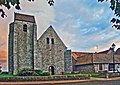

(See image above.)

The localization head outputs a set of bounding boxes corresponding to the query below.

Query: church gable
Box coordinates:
[38,25,67,49]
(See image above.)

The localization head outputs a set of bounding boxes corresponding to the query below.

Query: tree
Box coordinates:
[0,0,54,18]
[98,0,120,30]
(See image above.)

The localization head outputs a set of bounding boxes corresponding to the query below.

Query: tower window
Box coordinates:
[51,38,54,44]
[46,37,49,44]
[23,24,27,32]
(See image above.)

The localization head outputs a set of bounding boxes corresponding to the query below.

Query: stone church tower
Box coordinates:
[8,13,38,74]
[37,26,73,74]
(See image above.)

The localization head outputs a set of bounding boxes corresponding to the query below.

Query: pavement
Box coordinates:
[0,77,120,85]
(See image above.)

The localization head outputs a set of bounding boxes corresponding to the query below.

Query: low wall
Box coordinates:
[108,73,120,78]
[0,75,90,82]
[75,64,95,74]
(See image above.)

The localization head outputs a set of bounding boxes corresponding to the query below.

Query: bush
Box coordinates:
[17,69,50,76]
[41,71,50,76]
[17,71,33,76]
[36,71,50,76]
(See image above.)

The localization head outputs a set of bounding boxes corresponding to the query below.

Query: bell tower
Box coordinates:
[8,13,37,74]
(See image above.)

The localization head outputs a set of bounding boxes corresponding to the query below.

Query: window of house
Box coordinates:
[46,37,49,44]
[99,64,102,70]
[109,63,114,71]
[104,64,108,70]
[51,38,54,44]
[23,24,27,32]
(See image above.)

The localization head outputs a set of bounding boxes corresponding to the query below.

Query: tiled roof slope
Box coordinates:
[115,48,120,55]
[115,55,120,63]
[75,54,93,65]
[72,52,93,65]
[72,52,120,65]
[93,54,113,63]
[97,50,110,54]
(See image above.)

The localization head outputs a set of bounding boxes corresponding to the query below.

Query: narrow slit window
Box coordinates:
[23,24,27,32]
[46,37,49,44]
[51,38,54,44]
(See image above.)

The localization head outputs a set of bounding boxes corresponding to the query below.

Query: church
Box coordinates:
[8,13,73,75]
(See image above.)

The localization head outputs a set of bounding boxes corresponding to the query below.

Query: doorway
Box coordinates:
[49,66,54,75]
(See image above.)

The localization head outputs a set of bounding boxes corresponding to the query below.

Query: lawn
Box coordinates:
[0,74,14,78]
[0,73,106,78]
[64,73,106,78]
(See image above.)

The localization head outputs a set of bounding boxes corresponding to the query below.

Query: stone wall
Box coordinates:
[37,26,67,74]
[75,64,95,73]
[0,75,90,82]
[72,57,76,71]
[8,23,14,74]
[64,50,73,73]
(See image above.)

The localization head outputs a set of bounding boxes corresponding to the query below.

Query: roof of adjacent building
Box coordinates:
[72,52,92,60]
[115,48,120,55]
[14,13,35,23]
[72,52,93,65]
[97,50,110,54]
[72,52,120,65]
[93,54,113,63]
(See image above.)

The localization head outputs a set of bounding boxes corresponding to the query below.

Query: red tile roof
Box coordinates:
[115,48,120,55]
[72,51,120,65]
[72,52,93,65]
[97,50,110,54]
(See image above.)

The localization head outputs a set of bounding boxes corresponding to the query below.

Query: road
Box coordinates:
[60,80,120,85]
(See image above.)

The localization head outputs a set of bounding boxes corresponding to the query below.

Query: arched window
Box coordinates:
[23,24,27,32]
[51,38,54,44]
[46,37,49,44]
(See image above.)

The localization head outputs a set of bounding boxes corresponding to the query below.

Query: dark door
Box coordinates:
[49,66,54,75]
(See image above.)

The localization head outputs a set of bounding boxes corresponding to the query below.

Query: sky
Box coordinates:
[0,0,120,71]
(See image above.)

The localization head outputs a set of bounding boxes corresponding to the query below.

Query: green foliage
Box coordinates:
[64,73,106,78]
[64,73,90,77]
[0,74,14,78]
[0,0,54,18]
[40,71,50,76]
[17,71,33,76]
[98,0,120,30]
[17,69,50,76]
[21,68,33,71]
[98,0,105,2]
[47,0,54,6]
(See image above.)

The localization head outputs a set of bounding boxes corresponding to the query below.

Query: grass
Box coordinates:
[91,73,106,78]
[64,73,89,77]
[0,74,15,78]
[0,73,106,78]
[64,73,106,78]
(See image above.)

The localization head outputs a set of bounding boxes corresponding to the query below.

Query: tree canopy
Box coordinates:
[98,0,120,29]
[0,0,54,18]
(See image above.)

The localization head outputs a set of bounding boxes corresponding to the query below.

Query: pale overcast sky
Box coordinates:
[0,0,120,70]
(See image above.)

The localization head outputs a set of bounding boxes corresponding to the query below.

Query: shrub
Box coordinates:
[36,71,50,76]
[41,71,50,76]
[17,71,33,76]
[17,69,50,76]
